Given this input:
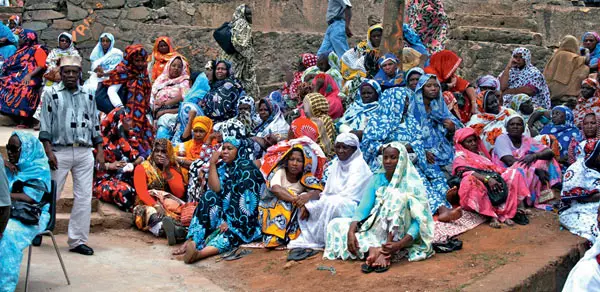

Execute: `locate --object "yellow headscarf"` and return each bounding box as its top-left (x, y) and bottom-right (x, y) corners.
top-left (192, 116), bottom-right (213, 142)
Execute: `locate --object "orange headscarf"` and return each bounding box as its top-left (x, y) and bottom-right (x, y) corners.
top-left (149, 36), bottom-right (176, 80)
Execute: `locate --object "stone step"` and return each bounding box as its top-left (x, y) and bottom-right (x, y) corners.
top-left (449, 26), bottom-right (543, 46)
top-left (450, 13), bottom-right (539, 32)
top-left (56, 197), bottom-right (100, 214)
top-left (53, 202), bottom-right (133, 234)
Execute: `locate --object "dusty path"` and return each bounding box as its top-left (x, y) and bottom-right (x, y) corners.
top-left (17, 210), bottom-right (585, 292)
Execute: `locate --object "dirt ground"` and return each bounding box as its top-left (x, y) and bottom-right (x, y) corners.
top-left (181, 210), bottom-right (582, 292)
top-left (17, 203), bottom-right (586, 292)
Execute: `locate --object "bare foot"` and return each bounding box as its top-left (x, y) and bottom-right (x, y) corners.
top-left (183, 240), bottom-right (198, 264)
top-left (489, 218), bottom-right (501, 229)
top-left (438, 206), bottom-right (463, 222)
top-left (374, 251), bottom-right (391, 269)
top-left (504, 219), bottom-right (515, 226)
top-left (172, 240), bottom-right (189, 255)
top-left (366, 247), bottom-right (380, 267)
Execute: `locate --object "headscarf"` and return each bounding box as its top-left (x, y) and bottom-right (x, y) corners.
top-left (260, 137), bottom-right (327, 190)
top-left (321, 133), bottom-right (373, 203)
top-left (374, 53), bottom-right (404, 89)
top-left (544, 35), bottom-right (589, 100)
top-left (301, 66), bottom-right (321, 83)
top-left (89, 32), bottom-right (123, 73)
top-left (467, 91), bottom-right (519, 152)
top-left (253, 97), bottom-right (290, 139)
top-left (337, 79), bottom-right (381, 133)
top-left (581, 32), bottom-right (600, 69)
top-left (2, 29), bottom-right (44, 82)
top-left (214, 118), bottom-right (247, 140)
top-left (476, 75), bottom-right (500, 95)
top-left (99, 107), bottom-right (143, 164)
top-left (306, 51), bottom-right (343, 89)
top-left (403, 23), bottom-right (429, 56)
top-left (202, 60), bottom-right (241, 122)
top-left (237, 94), bottom-right (261, 128)
top-left (404, 67), bottom-right (425, 91)
top-left (414, 74), bottom-right (461, 166)
top-left (182, 72), bottom-right (210, 105)
top-left (45, 32), bottom-right (79, 72)
top-left (141, 138), bottom-right (180, 190)
top-left (540, 105), bottom-right (583, 157)
top-left (103, 44), bottom-right (153, 151)
top-left (501, 47), bottom-right (551, 109)
top-left (424, 50), bottom-right (469, 92)
top-left (291, 115), bottom-right (320, 142)
top-left (150, 55), bottom-right (190, 107)
top-left (452, 127), bottom-right (504, 173)
top-left (312, 73), bottom-right (344, 119)
top-left (303, 93), bottom-right (336, 148)
top-left (362, 142), bottom-right (434, 262)
top-left (284, 53), bottom-right (318, 102)
top-left (341, 23), bottom-right (383, 80)
top-left (8, 15), bottom-right (21, 35)
top-left (191, 116), bottom-right (214, 143)
top-left (148, 36), bottom-right (176, 81)
top-left (5, 131), bottom-right (51, 201)
top-left (575, 78), bottom-right (600, 126)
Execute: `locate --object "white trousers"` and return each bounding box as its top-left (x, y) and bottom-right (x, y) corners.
top-left (52, 146), bottom-right (94, 248)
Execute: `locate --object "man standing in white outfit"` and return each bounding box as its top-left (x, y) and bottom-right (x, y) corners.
top-left (39, 55), bottom-right (104, 256)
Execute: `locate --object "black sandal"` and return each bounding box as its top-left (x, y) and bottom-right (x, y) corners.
top-left (361, 263), bottom-right (375, 274)
top-left (512, 213), bottom-right (529, 225)
top-left (374, 265), bottom-right (390, 273)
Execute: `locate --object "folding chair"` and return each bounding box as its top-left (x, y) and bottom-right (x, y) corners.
top-left (24, 180), bottom-right (70, 291)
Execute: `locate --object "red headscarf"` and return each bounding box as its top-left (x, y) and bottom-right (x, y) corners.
top-left (312, 73), bottom-right (344, 119)
top-left (452, 127), bottom-right (504, 174)
top-left (291, 115), bottom-right (320, 142)
top-left (425, 50), bottom-right (470, 92)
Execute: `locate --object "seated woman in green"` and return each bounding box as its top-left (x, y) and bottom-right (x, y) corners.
top-left (324, 142), bottom-right (435, 273)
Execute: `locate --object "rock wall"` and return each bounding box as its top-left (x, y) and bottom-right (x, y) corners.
top-left (9, 0), bottom-right (600, 91)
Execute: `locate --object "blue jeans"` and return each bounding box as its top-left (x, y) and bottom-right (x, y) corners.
top-left (317, 19), bottom-right (349, 58)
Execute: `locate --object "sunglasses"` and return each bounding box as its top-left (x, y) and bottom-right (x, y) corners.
top-left (6, 144), bottom-right (20, 153)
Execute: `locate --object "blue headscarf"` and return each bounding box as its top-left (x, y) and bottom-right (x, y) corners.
top-left (403, 24), bottom-right (429, 57)
top-left (5, 131), bottom-right (51, 202)
top-left (89, 32), bottom-right (123, 72)
top-left (337, 79), bottom-right (381, 132)
top-left (540, 105), bottom-right (583, 158)
top-left (582, 32), bottom-right (600, 69)
top-left (184, 72), bottom-right (210, 105)
top-left (374, 53), bottom-right (404, 90)
top-left (414, 74), bottom-right (461, 166)
top-left (403, 67), bottom-right (425, 91)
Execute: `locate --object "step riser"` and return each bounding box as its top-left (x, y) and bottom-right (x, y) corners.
top-left (450, 27), bottom-right (543, 46)
top-left (56, 198), bottom-right (99, 214)
top-left (53, 214), bottom-right (133, 235)
top-left (450, 14), bottom-right (539, 31)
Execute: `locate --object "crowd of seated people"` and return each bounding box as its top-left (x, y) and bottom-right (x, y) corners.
top-left (3, 3), bottom-right (600, 287)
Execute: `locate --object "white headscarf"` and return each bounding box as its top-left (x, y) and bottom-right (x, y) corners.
top-left (321, 133), bottom-right (372, 202)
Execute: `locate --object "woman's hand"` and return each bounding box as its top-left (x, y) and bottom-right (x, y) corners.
top-left (426, 151), bottom-right (436, 164)
top-left (294, 193), bottom-right (310, 208)
top-left (107, 161), bottom-right (127, 171)
top-left (534, 168), bottom-right (550, 184)
top-left (209, 151), bottom-right (221, 165)
top-left (347, 222), bottom-right (360, 256)
top-left (22, 74), bottom-right (31, 85)
top-left (443, 119), bottom-right (455, 132)
top-left (4, 160), bottom-right (17, 174)
top-left (218, 222), bottom-right (229, 233)
top-left (299, 206), bottom-right (309, 220)
top-left (486, 177), bottom-right (502, 192)
top-left (154, 100), bottom-right (164, 109)
top-left (518, 153), bottom-right (538, 167)
top-left (405, 144), bottom-right (413, 153)
top-left (448, 75), bottom-right (457, 89)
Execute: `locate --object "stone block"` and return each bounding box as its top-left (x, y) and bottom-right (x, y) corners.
top-left (96, 9), bottom-right (122, 19)
top-left (127, 6), bottom-right (150, 20)
top-left (26, 2), bottom-right (59, 10)
top-left (52, 19), bottom-right (74, 30)
top-left (82, 0), bottom-right (125, 9)
top-left (22, 21), bottom-right (49, 31)
top-left (67, 0), bottom-right (84, 5)
top-left (40, 28), bottom-right (66, 42)
top-left (67, 2), bottom-right (89, 21)
top-left (30, 10), bottom-right (66, 21)
top-left (126, 0), bottom-right (150, 7)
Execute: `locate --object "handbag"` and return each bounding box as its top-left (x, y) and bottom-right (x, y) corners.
top-left (448, 166), bottom-right (508, 206)
top-left (10, 201), bottom-right (41, 225)
top-left (213, 22), bottom-right (237, 55)
top-left (9, 180), bottom-right (48, 225)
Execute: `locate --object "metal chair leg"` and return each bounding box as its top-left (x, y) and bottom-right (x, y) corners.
top-left (48, 232), bottom-right (70, 285)
top-left (24, 245), bottom-right (32, 292)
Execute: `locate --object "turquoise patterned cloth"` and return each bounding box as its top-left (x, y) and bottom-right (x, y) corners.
top-left (0, 131), bottom-right (51, 291)
top-left (324, 142), bottom-right (435, 262)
